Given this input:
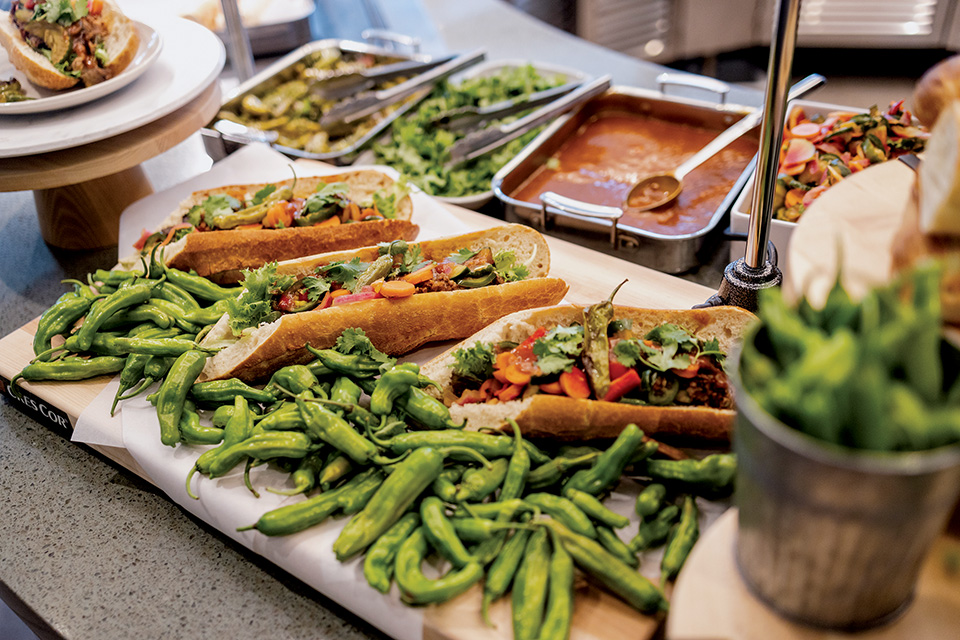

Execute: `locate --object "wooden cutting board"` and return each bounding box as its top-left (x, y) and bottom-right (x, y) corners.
top-left (0, 198), bottom-right (714, 640)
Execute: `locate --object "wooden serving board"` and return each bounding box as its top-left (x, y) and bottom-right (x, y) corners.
top-left (0, 195), bottom-right (714, 640)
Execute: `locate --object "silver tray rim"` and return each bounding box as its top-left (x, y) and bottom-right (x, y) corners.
top-left (491, 84), bottom-right (760, 243)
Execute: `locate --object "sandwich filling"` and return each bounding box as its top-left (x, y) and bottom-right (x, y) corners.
top-left (11, 0), bottom-right (112, 87)
top-left (133, 179), bottom-right (409, 257)
top-left (448, 318), bottom-right (732, 408)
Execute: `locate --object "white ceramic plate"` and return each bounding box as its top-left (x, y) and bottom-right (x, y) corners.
top-left (0, 21), bottom-right (162, 115)
top-left (0, 15), bottom-right (224, 158)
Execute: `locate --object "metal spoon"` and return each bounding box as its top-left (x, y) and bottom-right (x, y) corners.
top-left (626, 73), bottom-right (826, 211)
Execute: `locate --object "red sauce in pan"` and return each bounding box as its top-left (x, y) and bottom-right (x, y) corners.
top-left (511, 112), bottom-right (757, 236)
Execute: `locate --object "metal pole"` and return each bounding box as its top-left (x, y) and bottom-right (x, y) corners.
top-left (744, 0), bottom-right (802, 269)
top-left (221, 0), bottom-right (256, 83)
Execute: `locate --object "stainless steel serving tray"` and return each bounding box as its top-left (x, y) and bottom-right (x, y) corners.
top-left (492, 83), bottom-right (759, 274)
top-left (201, 38), bottom-right (437, 165)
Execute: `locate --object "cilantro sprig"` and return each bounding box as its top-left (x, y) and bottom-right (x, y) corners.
top-left (452, 341), bottom-right (495, 382)
top-left (533, 325), bottom-right (584, 375)
top-left (613, 323), bottom-right (724, 372)
top-left (493, 250), bottom-right (529, 282)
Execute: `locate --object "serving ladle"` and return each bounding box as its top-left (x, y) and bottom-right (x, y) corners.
top-left (625, 74), bottom-right (825, 211)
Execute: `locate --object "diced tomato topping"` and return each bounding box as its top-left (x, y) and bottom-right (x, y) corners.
top-left (559, 367), bottom-right (591, 399)
top-left (608, 358), bottom-right (630, 380)
top-left (604, 369), bottom-right (642, 402)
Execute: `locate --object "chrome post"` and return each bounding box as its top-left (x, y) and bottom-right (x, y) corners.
top-left (220, 0), bottom-right (255, 82)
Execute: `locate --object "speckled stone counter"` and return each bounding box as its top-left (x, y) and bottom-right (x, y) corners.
top-left (0, 3), bottom-right (760, 638)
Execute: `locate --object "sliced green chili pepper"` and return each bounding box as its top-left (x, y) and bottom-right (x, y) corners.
top-left (564, 488), bottom-right (630, 529)
top-left (238, 467), bottom-right (383, 536)
top-left (394, 527), bottom-right (484, 605)
top-left (542, 519), bottom-right (667, 613)
top-left (512, 527), bottom-right (550, 640)
top-left (661, 495), bottom-right (699, 585)
top-left (630, 504), bottom-right (679, 552)
top-left (420, 496), bottom-right (476, 568)
top-left (564, 423), bottom-right (645, 496)
top-left (363, 512), bottom-right (420, 593)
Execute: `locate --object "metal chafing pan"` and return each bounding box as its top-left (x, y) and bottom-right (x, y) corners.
top-left (492, 82), bottom-right (760, 274)
top-left (201, 38), bottom-right (438, 165)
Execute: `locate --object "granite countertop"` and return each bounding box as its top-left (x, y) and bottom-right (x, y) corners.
top-left (0, 2), bottom-right (760, 638)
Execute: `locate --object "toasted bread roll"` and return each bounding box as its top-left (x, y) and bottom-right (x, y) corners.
top-left (135, 169), bottom-right (417, 280)
top-left (913, 54), bottom-right (960, 128)
top-left (0, 0), bottom-right (139, 90)
top-left (420, 304), bottom-right (757, 443)
top-left (198, 224), bottom-right (568, 382)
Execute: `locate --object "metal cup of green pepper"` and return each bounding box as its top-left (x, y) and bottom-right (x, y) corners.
top-left (734, 263), bottom-right (960, 630)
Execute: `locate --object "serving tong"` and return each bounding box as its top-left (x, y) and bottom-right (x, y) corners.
top-left (444, 75), bottom-right (612, 168)
top-left (429, 81), bottom-right (583, 132)
top-left (307, 54), bottom-right (458, 101)
top-left (319, 49), bottom-right (487, 129)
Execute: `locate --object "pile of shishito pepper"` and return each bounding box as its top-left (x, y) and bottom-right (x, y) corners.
top-left (17, 260), bottom-right (738, 638)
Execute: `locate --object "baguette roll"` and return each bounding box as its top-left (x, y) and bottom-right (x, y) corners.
top-left (420, 304), bottom-right (757, 443)
top-left (0, 0), bottom-right (139, 90)
top-left (133, 169), bottom-right (417, 280)
top-left (198, 224), bottom-right (568, 382)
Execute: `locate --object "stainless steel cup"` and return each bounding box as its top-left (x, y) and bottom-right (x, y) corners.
top-left (734, 378), bottom-right (960, 630)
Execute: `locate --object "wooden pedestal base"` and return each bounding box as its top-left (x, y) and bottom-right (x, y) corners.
top-left (33, 166), bottom-right (154, 250)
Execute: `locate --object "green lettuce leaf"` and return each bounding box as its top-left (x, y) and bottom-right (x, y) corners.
top-left (226, 263), bottom-right (295, 336)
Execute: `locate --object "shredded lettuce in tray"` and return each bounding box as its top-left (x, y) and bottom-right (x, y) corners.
top-left (372, 65), bottom-right (567, 198)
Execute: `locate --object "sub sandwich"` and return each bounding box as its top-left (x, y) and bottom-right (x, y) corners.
top-left (420, 301), bottom-right (757, 443)
top-left (128, 169), bottom-right (419, 281)
top-left (0, 0), bottom-right (139, 90)
top-left (197, 224), bottom-right (569, 382)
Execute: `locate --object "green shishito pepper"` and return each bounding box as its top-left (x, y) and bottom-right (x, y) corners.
top-left (363, 512), bottom-right (420, 594)
top-left (542, 519), bottom-right (668, 613)
top-left (524, 493), bottom-right (597, 539)
top-left (205, 432), bottom-right (312, 478)
top-left (538, 530), bottom-right (575, 640)
top-left (33, 286), bottom-right (95, 356)
top-left (660, 495), bottom-right (699, 586)
top-left (155, 350), bottom-right (208, 447)
top-left (420, 496), bottom-right (476, 568)
top-left (482, 527), bottom-right (531, 625)
top-left (641, 454), bottom-right (737, 495)
top-left (635, 483), bottom-right (667, 519)
top-left (189, 378), bottom-right (277, 405)
top-left (630, 504), bottom-right (680, 553)
top-left (370, 363), bottom-right (422, 416)
top-left (563, 423), bottom-right (646, 496)
top-left (499, 419), bottom-right (530, 502)
top-left (512, 527), bottom-right (551, 640)
top-left (265, 365), bottom-right (319, 396)
top-left (394, 527), bottom-right (484, 605)
top-left (239, 468), bottom-right (384, 536)
top-left (296, 397), bottom-right (392, 465)
top-left (72, 280), bottom-right (158, 352)
top-left (15, 356), bottom-right (126, 387)
top-left (333, 447), bottom-right (445, 561)
top-left (455, 458), bottom-right (509, 502)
